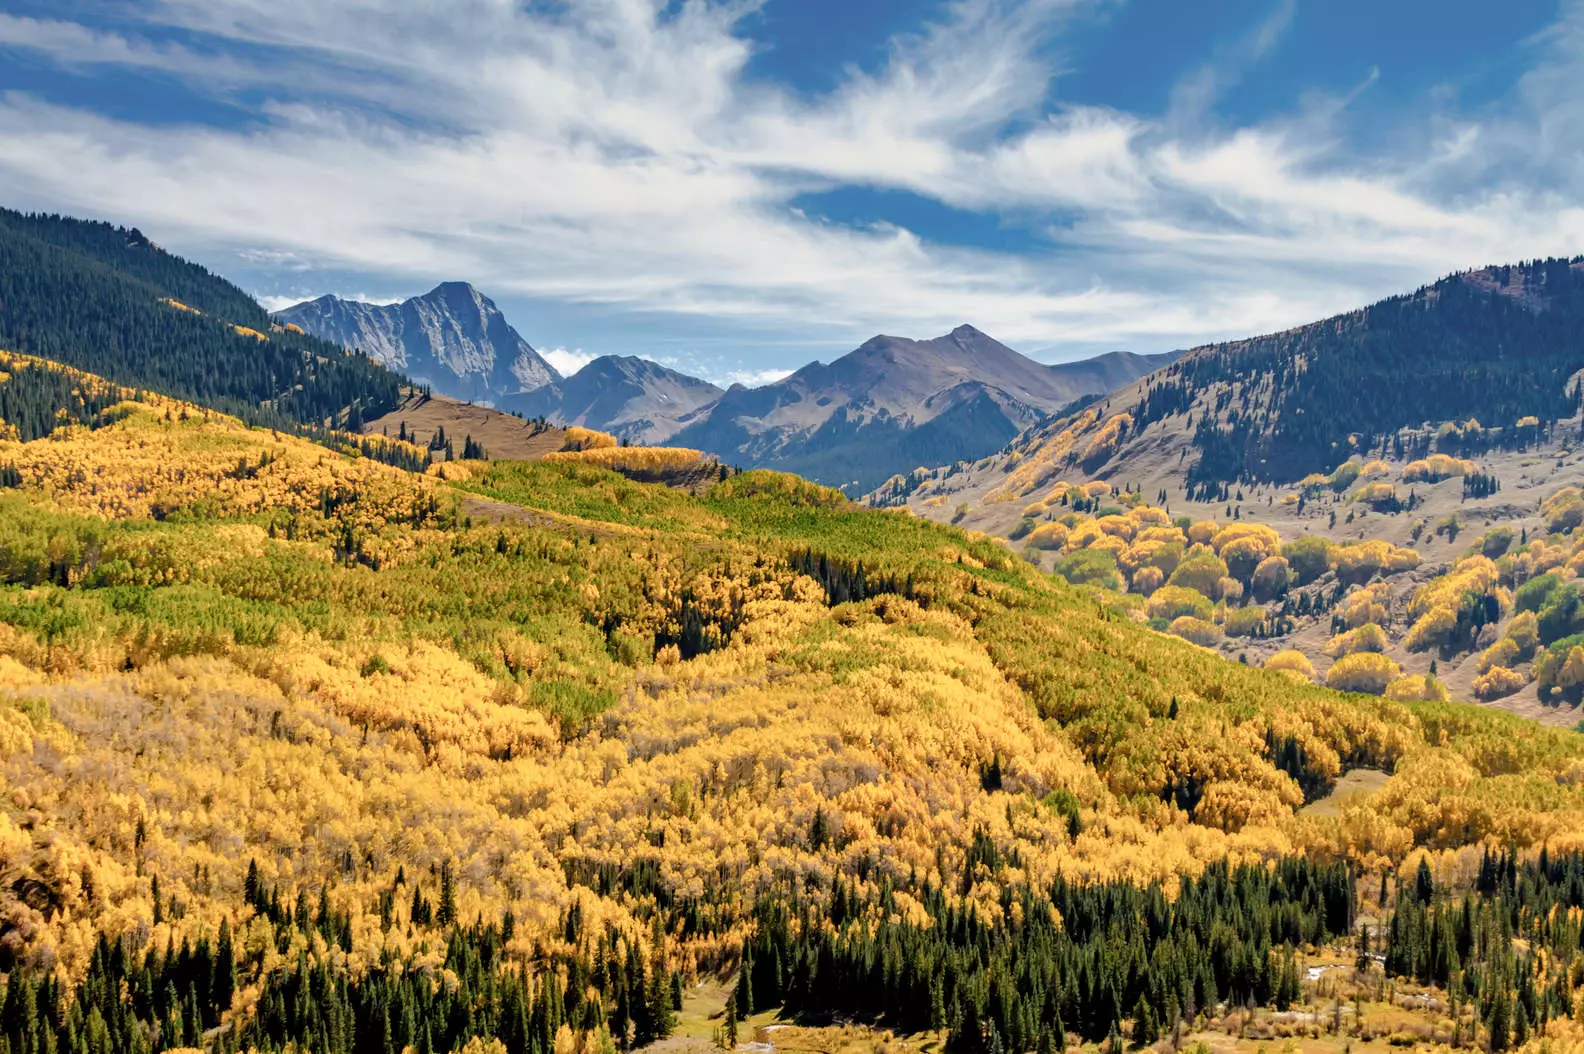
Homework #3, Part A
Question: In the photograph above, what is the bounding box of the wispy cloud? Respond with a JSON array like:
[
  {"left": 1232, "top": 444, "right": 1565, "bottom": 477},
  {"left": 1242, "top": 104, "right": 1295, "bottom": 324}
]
[{"left": 0, "top": 0, "right": 1580, "bottom": 365}]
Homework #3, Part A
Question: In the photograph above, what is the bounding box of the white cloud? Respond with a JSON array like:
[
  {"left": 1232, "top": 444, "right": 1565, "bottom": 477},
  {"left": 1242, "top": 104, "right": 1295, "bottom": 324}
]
[
  {"left": 725, "top": 367, "right": 794, "bottom": 387},
  {"left": 540, "top": 347, "right": 600, "bottom": 377},
  {"left": 0, "top": 0, "right": 1580, "bottom": 365}
]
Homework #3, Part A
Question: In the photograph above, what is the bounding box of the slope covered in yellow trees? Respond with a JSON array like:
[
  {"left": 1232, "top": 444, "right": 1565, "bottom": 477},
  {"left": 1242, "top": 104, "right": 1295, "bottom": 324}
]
[{"left": 0, "top": 377, "right": 1583, "bottom": 1051}]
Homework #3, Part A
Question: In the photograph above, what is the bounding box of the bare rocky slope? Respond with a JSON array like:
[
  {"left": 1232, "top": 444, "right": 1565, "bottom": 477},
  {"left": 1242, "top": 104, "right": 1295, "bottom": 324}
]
[{"left": 276, "top": 282, "right": 560, "bottom": 404}]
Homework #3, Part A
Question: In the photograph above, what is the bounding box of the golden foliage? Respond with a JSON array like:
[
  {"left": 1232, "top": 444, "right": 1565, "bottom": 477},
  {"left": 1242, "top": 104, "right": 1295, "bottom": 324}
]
[
  {"left": 1025, "top": 522, "right": 1069, "bottom": 551},
  {"left": 1147, "top": 586, "right": 1212, "bottom": 621},
  {"left": 1130, "top": 566, "right": 1165, "bottom": 596},
  {"left": 1402, "top": 454, "right": 1478, "bottom": 483},
  {"left": 1404, "top": 606, "right": 1458, "bottom": 652},
  {"left": 1325, "top": 652, "right": 1401, "bottom": 695},
  {"left": 1, "top": 377, "right": 1583, "bottom": 990},
  {"left": 1167, "top": 615, "right": 1223, "bottom": 648},
  {"left": 1168, "top": 551, "right": 1229, "bottom": 595},
  {"left": 542, "top": 446, "right": 709, "bottom": 475},
  {"left": 1264, "top": 650, "right": 1315, "bottom": 680},
  {"left": 1473, "top": 666, "right": 1526, "bottom": 700},
  {"left": 1353, "top": 481, "right": 1397, "bottom": 508},
  {"left": 561, "top": 426, "right": 619, "bottom": 452},
  {"left": 1340, "top": 582, "right": 1391, "bottom": 628},
  {"left": 1326, "top": 623, "right": 1389, "bottom": 658},
  {"left": 1385, "top": 675, "right": 1449, "bottom": 703},
  {"left": 1079, "top": 414, "right": 1131, "bottom": 467},
  {"left": 981, "top": 410, "right": 1100, "bottom": 503},
  {"left": 1543, "top": 487, "right": 1584, "bottom": 535},
  {"left": 1332, "top": 539, "right": 1421, "bottom": 581}
]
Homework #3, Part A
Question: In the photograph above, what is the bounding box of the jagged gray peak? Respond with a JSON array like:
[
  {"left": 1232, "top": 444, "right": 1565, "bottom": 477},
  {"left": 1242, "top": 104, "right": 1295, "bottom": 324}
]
[
  {"left": 275, "top": 282, "right": 558, "bottom": 405},
  {"left": 509, "top": 355, "right": 724, "bottom": 446}
]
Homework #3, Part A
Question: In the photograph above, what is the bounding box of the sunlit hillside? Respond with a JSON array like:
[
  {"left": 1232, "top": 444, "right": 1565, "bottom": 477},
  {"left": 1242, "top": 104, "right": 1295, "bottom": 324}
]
[{"left": 1, "top": 354, "right": 1583, "bottom": 1052}]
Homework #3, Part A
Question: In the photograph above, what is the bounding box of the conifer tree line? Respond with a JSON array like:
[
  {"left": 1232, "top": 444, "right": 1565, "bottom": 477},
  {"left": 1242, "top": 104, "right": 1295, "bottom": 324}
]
[
  {"left": 8, "top": 849, "right": 1584, "bottom": 1053},
  {"left": 1383, "top": 849, "right": 1584, "bottom": 1050},
  {"left": 0, "top": 209, "right": 404, "bottom": 438},
  {"left": 737, "top": 855, "right": 1349, "bottom": 1054}
]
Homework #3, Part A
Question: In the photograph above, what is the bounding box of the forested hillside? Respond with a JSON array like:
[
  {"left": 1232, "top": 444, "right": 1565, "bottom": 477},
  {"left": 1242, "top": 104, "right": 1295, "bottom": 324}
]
[
  {"left": 0, "top": 356, "right": 1582, "bottom": 1053},
  {"left": 0, "top": 208, "right": 404, "bottom": 430},
  {"left": 1137, "top": 258, "right": 1584, "bottom": 484}
]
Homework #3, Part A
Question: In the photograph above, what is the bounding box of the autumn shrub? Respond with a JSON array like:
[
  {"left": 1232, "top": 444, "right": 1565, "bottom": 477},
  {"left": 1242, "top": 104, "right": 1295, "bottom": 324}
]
[
  {"left": 1536, "top": 640, "right": 1584, "bottom": 703},
  {"left": 1026, "top": 522, "right": 1069, "bottom": 551},
  {"left": 1329, "top": 461, "right": 1362, "bottom": 492},
  {"left": 1079, "top": 414, "right": 1131, "bottom": 469},
  {"left": 1515, "top": 573, "right": 1562, "bottom": 615},
  {"left": 1543, "top": 488, "right": 1584, "bottom": 535},
  {"left": 1477, "top": 636, "right": 1521, "bottom": 675},
  {"left": 1408, "top": 556, "right": 1500, "bottom": 621},
  {"left": 1220, "top": 535, "right": 1274, "bottom": 582},
  {"left": 1326, "top": 623, "right": 1389, "bottom": 658},
  {"left": 543, "top": 446, "right": 708, "bottom": 479},
  {"left": 1354, "top": 482, "right": 1398, "bottom": 510},
  {"left": 1333, "top": 540, "right": 1420, "bottom": 583},
  {"left": 1403, "top": 607, "right": 1457, "bottom": 652},
  {"left": 1223, "top": 606, "right": 1265, "bottom": 638},
  {"left": 1147, "top": 586, "right": 1212, "bottom": 622},
  {"left": 1169, "top": 552, "right": 1229, "bottom": 595},
  {"left": 1282, "top": 536, "right": 1331, "bottom": 586},
  {"left": 1325, "top": 652, "right": 1401, "bottom": 694},
  {"left": 1384, "top": 675, "right": 1449, "bottom": 703},
  {"left": 1250, "top": 556, "right": 1291, "bottom": 601},
  {"left": 1053, "top": 548, "right": 1122, "bottom": 590},
  {"left": 1402, "top": 454, "right": 1478, "bottom": 483},
  {"left": 1506, "top": 610, "right": 1540, "bottom": 655},
  {"left": 1215, "top": 576, "right": 1244, "bottom": 603},
  {"left": 1130, "top": 565, "right": 1166, "bottom": 596},
  {"left": 1094, "top": 514, "right": 1136, "bottom": 542},
  {"left": 1168, "top": 616, "right": 1224, "bottom": 648},
  {"left": 1340, "top": 583, "right": 1391, "bottom": 628},
  {"left": 561, "top": 426, "right": 619, "bottom": 452},
  {"left": 1264, "top": 650, "right": 1315, "bottom": 681},
  {"left": 1473, "top": 666, "right": 1526, "bottom": 700},
  {"left": 1480, "top": 527, "right": 1515, "bottom": 560},
  {"left": 1538, "top": 585, "right": 1584, "bottom": 646}
]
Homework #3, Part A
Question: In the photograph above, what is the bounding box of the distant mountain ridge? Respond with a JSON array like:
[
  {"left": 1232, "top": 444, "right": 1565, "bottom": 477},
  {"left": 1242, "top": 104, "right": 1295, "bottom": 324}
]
[
  {"left": 280, "top": 284, "right": 1176, "bottom": 489},
  {"left": 510, "top": 355, "right": 724, "bottom": 446},
  {"left": 889, "top": 255, "right": 1584, "bottom": 540},
  {"left": 275, "top": 283, "right": 559, "bottom": 405},
  {"left": 670, "top": 325, "right": 1177, "bottom": 491}
]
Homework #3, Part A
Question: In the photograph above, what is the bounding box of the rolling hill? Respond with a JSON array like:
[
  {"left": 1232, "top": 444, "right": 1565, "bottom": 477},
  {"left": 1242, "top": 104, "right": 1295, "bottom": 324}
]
[
  {"left": 5, "top": 208, "right": 1584, "bottom": 1054},
  {"left": 0, "top": 350, "right": 1580, "bottom": 1054},
  {"left": 1120, "top": 258, "right": 1582, "bottom": 487},
  {"left": 892, "top": 258, "right": 1584, "bottom": 729}
]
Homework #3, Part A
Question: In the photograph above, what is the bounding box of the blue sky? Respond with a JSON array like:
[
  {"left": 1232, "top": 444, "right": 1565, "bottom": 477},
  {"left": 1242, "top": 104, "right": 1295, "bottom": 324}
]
[{"left": 0, "top": 0, "right": 1579, "bottom": 384}]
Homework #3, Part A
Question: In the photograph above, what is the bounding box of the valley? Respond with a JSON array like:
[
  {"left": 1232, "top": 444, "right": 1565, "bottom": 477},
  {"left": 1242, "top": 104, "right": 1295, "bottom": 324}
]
[
  {"left": 891, "top": 260, "right": 1584, "bottom": 729},
  {"left": 0, "top": 208, "right": 1581, "bottom": 1054}
]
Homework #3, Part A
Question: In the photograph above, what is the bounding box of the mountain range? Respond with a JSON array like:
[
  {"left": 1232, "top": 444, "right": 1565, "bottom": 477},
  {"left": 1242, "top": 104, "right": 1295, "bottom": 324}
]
[{"left": 276, "top": 287, "right": 1175, "bottom": 491}]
